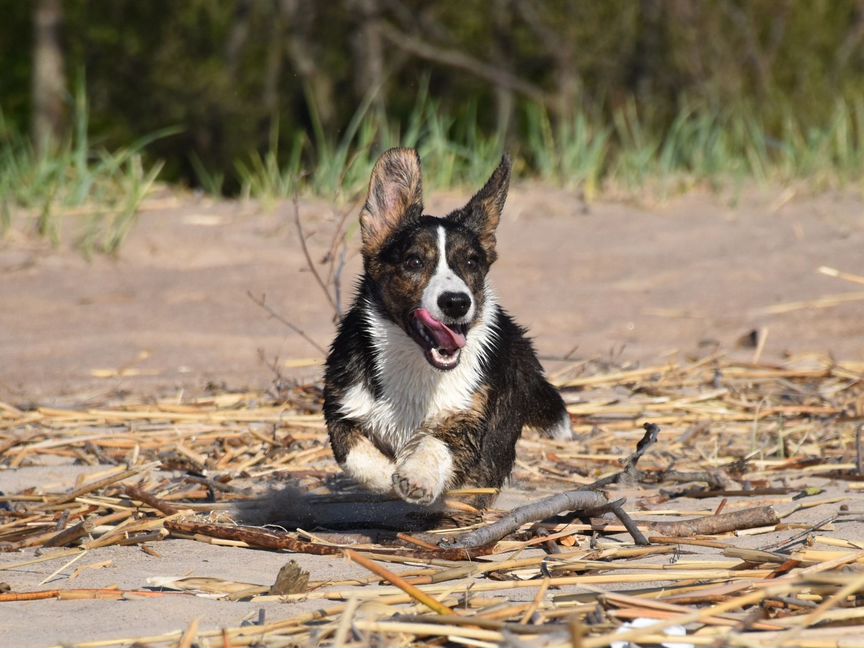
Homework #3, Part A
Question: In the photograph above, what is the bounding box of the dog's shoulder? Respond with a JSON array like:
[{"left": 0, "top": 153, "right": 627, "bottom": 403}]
[
  {"left": 324, "top": 289, "right": 378, "bottom": 402},
  {"left": 482, "top": 306, "right": 544, "bottom": 382}
]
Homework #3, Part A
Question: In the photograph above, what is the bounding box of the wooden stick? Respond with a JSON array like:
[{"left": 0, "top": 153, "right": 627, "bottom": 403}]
[
  {"left": 643, "top": 506, "right": 780, "bottom": 537},
  {"left": 444, "top": 491, "right": 614, "bottom": 550},
  {"left": 0, "top": 588, "right": 169, "bottom": 602},
  {"left": 611, "top": 501, "right": 649, "bottom": 545},
  {"left": 165, "top": 518, "right": 485, "bottom": 560},
  {"left": 344, "top": 549, "right": 454, "bottom": 616},
  {"left": 43, "top": 517, "right": 96, "bottom": 547},
  {"left": 446, "top": 424, "right": 661, "bottom": 549}
]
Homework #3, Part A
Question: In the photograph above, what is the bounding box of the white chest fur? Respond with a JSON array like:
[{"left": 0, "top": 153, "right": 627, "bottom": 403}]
[{"left": 338, "top": 292, "right": 497, "bottom": 453}]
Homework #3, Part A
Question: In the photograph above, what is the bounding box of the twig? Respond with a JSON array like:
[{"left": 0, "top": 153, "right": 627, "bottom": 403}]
[
  {"left": 322, "top": 201, "right": 358, "bottom": 317},
  {"left": 583, "top": 423, "right": 661, "bottom": 489},
  {"left": 443, "top": 424, "right": 660, "bottom": 549},
  {"left": 610, "top": 502, "right": 649, "bottom": 546},
  {"left": 292, "top": 195, "right": 339, "bottom": 318},
  {"left": 857, "top": 423, "right": 864, "bottom": 476},
  {"left": 760, "top": 514, "right": 839, "bottom": 553},
  {"left": 125, "top": 486, "right": 179, "bottom": 516},
  {"left": 165, "top": 518, "right": 485, "bottom": 560},
  {"left": 246, "top": 291, "right": 327, "bottom": 355},
  {"left": 378, "top": 22, "right": 550, "bottom": 107},
  {"left": 43, "top": 517, "right": 96, "bottom": 547},
  {"left": 818, "top": 265, "right": 864, "bottom": 287},
  {"left": 750, "top": 291, "right": 864, "bottom": 315},
  {"left": 664, "top": 487, "right": 792, "bottom": 500}
]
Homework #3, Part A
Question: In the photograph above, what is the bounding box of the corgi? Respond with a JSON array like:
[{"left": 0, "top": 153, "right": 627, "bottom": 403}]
[{"left": 323, "top": 148, "right": 571, "bottom": 505}]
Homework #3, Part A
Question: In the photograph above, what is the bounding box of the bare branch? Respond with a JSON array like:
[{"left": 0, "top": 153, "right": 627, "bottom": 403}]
[
  {"left": 443, "top": 424, "right": 662, "bottom": 549},
  {"left": 292, "top": 196, "right": 340, "bottom": 319},
  {"left": 444, "top": 491, "right": 620, "bottom": 550},
  {"left": 246, "top": 290, "right": 327, "bottom": 355},
  {"left": 378, "top": 22, "right": 551, "bottom": 107},
  {"left": 647, "top": 505, "right": 780, "bottom": 537}
]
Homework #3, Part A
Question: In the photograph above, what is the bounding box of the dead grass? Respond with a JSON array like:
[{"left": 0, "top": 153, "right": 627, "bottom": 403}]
[{"left": 2, "top": 353, "right": 864, "bottom": 647}]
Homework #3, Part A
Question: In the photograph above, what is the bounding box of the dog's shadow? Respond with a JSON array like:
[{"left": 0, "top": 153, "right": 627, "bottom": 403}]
[{"left": 227, "top": 479, "right": 481, "bottom": 542}]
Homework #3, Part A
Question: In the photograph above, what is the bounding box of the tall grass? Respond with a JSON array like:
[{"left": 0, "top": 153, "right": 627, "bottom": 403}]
[
  {"left": 228, "top": 92, "right": 864, "bottom": 205},
  {"left": 0, "top": 81, "right": 173, "bottom": 255},
  {"left": 5, "top": 85, "right": 864, "bottom": 254}
]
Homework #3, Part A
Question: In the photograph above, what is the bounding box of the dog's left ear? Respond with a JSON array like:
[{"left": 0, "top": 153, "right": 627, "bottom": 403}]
[{"left": 452, "top": 154, "right": 511, "bottom": 264}]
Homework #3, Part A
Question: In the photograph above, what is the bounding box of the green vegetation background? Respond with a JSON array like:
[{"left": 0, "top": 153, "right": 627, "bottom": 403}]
[{"left": 3, "top": 0, "right": 864, "bottom": 213}]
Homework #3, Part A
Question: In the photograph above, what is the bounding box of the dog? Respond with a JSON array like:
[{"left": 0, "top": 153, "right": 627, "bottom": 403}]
[{"left": 323, "top": 148, "right": 571, "bottom": 506}]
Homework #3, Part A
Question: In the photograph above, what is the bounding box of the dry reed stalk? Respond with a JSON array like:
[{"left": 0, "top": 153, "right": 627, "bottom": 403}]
[
  {"left": 344, "top": 549, "right": 454, "bottom": 615},
  {"left": 352, "top": 620, "right": 504, "bottom": 643},
  {"left": 818, "top": 265, "right": 864, "bottom": 286},
  {"left": 0, "top": 588, "right": 170, "bottom": 602},
  {"left": 3, "top": 356, "right": 864, "bottom": 648}
]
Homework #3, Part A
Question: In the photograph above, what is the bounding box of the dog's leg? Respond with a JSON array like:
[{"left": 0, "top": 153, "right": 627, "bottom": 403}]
[
  {"left": 392, "top": 410, "right": 483, "bottom": 505},
  {"left": 527, "top": 376, "right": 573, "bottom": 440},
  {"left": 329, "top": 420, "right": 395, "bottom": 493}
]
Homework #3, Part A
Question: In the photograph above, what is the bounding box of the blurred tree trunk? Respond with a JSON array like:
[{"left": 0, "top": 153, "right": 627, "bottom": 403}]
[
  {"left": 515, "top": 3, "right": 580, "bottom": 122},
  {"left": 281, "top": 0, "right": 335, "bottom": 132},
  {"left": 225, "top": 0, "right": 254, "bottom": 80},
  {"left": 351, "top": 0, "right": 387, "bottom": 124},
  {"left": 32, "top": 0, "right": 67, "bottom": 154},
  {"left": 629, "top": 0, "right": 664, "bottom": 102},
  {"left": 835, "top": 0, "right": 864, "bottom": 84},
  {"left": 492, "top": 0, "right": 514, "bottom": 139},
  {"left": 264, "top": 0, "right": 286, "bottom": 134}
]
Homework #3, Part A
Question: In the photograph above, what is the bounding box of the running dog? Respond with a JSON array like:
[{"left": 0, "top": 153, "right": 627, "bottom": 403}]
[{"left": 323, "top": 148, "right": 571, "bottom": 505}]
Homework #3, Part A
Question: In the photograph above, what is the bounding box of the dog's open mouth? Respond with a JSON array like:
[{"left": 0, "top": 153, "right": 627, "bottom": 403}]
[{"left": 411, "top": 308, "right": 468, "bottom": 370}]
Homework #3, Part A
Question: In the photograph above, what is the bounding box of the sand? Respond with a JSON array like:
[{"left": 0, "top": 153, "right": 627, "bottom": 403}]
[{"left": 2, "top": 185, "right": 864, "bottom": 647}]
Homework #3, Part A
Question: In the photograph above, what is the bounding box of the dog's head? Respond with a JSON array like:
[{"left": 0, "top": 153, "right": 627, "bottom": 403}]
[{"left": 360, "top": 148, "right": 510, "bottom": 371}]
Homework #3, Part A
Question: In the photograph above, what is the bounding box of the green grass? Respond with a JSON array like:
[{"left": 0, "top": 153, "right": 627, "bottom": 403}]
[
  {"left": 229, "top": 92, "right": 864, "bottom": 206},
  {"left": 0, "top": 81, "right": 173, "bottom": 255},
  {"left": 4, "top": 84, "right": 864, "bottom": 254}
]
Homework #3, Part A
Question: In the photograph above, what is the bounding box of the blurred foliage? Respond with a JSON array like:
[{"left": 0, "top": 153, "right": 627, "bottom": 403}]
[{"left": 3, "top": 0, "right": 864, "bottom": 196}]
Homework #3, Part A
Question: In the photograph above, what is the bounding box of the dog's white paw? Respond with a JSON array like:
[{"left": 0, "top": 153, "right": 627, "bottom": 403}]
[
  {"left": 392, "top": 436, "right": 454, "bottom": 505},
  {"left": 341, "top": 436, "right": 395, "bottom": 493}
]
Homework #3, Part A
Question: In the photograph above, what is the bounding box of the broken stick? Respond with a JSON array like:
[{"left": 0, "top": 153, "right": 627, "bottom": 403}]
[
  {"left": 444, "top": 424, "right": 661, "bottom": 550},
  {"left": 164, "top": 518, "right": 486, "bottom": 561},
  {"left": 645, "top": 505, "right": 780, "bottom": 537}
]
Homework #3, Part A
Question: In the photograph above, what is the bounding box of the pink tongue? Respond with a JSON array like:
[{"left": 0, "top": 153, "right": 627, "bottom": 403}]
[{"left": 414, "top": 309, "right": 466, "bottom": 351}]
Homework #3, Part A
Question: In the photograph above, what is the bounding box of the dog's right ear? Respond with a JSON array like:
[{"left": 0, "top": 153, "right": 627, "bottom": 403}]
[{"left": 360, "top": 148, "right": 423, "bottom": 256}]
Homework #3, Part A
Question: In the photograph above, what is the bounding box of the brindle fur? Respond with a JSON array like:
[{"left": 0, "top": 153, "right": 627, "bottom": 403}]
[{"left": 324, "top": 148, "right": 571, "bottom": 506}]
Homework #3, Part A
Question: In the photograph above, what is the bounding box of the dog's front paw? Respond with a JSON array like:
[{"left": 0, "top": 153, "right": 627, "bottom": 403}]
[
  {"left": 392, "top": 471, "right": 437, "bottom": 504},
  {"left": 392, "top": 436, "right": 454, "bottom": 505},
  {"left": 342, "top": 436, "right": 395, "bottom": 493}
]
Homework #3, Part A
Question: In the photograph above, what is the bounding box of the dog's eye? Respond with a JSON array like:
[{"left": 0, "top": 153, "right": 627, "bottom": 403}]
[
  {"left": 403, "top": 255, "right": 423, "bottom": 271},
  {"left": 465, "top": 256, "right": 479, "bottom": 270}
]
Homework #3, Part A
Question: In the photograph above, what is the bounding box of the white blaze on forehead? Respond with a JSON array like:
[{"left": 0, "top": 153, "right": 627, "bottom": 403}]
[{"left": 421, "top": 226, "right": 474, "bottom": 321}]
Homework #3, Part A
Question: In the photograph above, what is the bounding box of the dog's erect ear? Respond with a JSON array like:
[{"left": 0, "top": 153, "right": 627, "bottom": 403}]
[
  {"left": 360, "top": 148, "right": 423, "bottom": 255},
  {"left": 452, "top": 154, "right": 511, "bottom": 264}
]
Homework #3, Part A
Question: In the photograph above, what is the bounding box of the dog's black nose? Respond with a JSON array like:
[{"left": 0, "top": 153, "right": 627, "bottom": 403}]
[{"left": 438, "top": 292, "right": 471, "bottom": 319}]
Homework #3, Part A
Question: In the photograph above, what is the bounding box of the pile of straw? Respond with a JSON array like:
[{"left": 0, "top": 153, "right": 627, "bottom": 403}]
[{"left": 2, "top": 354, "right": 863, "bottom": 647}]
